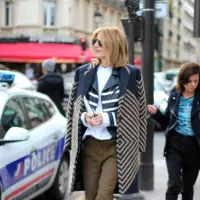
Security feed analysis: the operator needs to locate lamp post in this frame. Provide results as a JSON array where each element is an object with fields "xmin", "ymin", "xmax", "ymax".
[
  {"xmin": 94, "ymin": 6, "xmax": 102, "ymax": 29},
  {"xmin": 118, "ymin": 1, "xmax": 144, "ymax": 199},
  {"xmin": 194, "ymin": 0, "xmax": 200, "ymax": 37},
  {"xmin": 140, "ymin": 0, "xmax": 155, "ymax": 191}
]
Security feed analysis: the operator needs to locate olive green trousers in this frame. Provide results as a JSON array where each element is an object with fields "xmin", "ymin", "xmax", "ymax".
[{"xmin": 82, "ymin": 136, "xmax": 117, "ymax": 200}]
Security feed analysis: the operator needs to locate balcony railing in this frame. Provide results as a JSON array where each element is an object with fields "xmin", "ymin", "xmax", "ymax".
[
  {"xmin": 43, "ymin": 26, "xmax": 58, "ymax": 35},
  {"xmin": 100, "ymin": 0, "xmax": 124, "ymax": 10},
  {"xmin": 0, "ymin": 26, "xmax": 14, "ymax": 37}
]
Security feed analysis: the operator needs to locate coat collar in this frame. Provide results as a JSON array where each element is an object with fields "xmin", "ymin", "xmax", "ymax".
[
  {"xmin": 119, "ymin": 66, "xmax": 130, "ymax": 97},
  {"xmin": 81, "ymin": 64, "xmax": 130, "ymax": 97},
  {"xmin": 82, "ymin": 63, "xmax": 97, "ymax": 96},
  {"xmin": 192, "ymin": 92, "xmax": 200, "ymax": 117},
  {"xmin": 171, "ymin": 92, "xmax": 180, "ymax": 118},
  {"xmin": 101, "ymin": 68, "xmax": 120, "ymax": 92},
  {"xmin": 89, "ymin": 67, "xmax": 121, "ymax": 93},
  {"xmin": 172, "ymin": 92, "xmax": 200, "ymax": 118}
]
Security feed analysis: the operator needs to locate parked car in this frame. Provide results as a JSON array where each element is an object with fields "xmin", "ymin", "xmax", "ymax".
[
  {"xmin": 169, "ymin": 75, "xmax": 178, "ymax": 93},
  {"xmin": 0, "ymin": 72, "xmax": 68, "ymax": 200},
  {"xmin": 164, "ymin": 68, "xmax": 179, "ymax": 81},
  {"xmin": 154, "ymin": 78, "xmax": 169, "ymax": 113},
  {"xmin": 153, "ymin": 78, "xmax": 169, "ymax": 130}
]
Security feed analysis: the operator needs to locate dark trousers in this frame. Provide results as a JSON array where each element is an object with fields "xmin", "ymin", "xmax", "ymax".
[
  {"xmin": 165, "ymin": 133, "xmax": 200, "ymax": 200},
  {"xmin": 82, "ymin": 136, "xmax": 117, "ymax": 200}
]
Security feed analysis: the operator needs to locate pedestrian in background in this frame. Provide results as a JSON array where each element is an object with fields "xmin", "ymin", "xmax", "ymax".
[
  {"xmin": 0, "ymin": 64, "xmax": 10, "ymax": 70},
  {"xmin": 65, "ymin": 27, "xmax": 147, "ymax": 200},
  {"xmin": 37, "ymin": 59, "xmax": 65, "ymax": 116},
  {"xmin": 148, "ymin": 62, "xmax": 200, "ymax": 200}
]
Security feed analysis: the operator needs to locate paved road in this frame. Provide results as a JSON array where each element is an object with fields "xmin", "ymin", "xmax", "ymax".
[
  {"xmin": 66, "ymin": 131, "xmax": 200, "ymax": 200},
  {"xmin": 35, "ymin": 131, "xmax": 200, "ymax": 200}
]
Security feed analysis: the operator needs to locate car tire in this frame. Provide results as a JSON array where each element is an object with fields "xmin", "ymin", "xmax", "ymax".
[{"xmin": 46, "ymin": 156, "xmax": 69, "ymax": 200}]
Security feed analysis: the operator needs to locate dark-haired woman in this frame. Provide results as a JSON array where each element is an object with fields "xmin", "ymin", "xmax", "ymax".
[{"xmin": 148, "ymin": 62, "xmax": 200, "ymax": 200}]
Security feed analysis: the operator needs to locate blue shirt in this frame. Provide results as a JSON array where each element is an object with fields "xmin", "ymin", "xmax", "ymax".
[{"xmin": 175, "ymin": 95, "xmax": 194, "ymax": 136}]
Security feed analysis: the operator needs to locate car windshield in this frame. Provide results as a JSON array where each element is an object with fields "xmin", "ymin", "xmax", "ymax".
[{"xmin": 0, "ymin": 92, "xmax": 7, "ymax": 114}]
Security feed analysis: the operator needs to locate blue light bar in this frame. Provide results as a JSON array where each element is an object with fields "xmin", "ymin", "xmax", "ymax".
[{"xmin": 0, "ymin": 72, "xmax": 15, "ymax": 85}]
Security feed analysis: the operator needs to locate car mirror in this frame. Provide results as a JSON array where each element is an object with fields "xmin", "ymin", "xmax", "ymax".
[{"xmin": 4, "ymin": 127, "xmax": 29, "ymax": 141}]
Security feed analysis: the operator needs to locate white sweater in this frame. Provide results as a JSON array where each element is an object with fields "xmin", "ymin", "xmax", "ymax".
[{"xmin": 81, "ymin": 65, "xmax": 113, "ymax": 140}]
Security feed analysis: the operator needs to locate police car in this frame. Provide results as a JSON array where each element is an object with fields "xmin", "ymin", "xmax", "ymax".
[
  {"xmin": 0, "ymin": 72, "xmax": 69, "ymax": 200},
  {"xmin": 0, "ymin": 70, "xmax": 36, "ymax": 91}
]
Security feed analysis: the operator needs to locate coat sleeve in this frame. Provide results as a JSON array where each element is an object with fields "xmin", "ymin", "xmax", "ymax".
[
  {"xmin": 137, "ymin": 70, "xmax": 147, "ymax": 152},
  {"xmin": 64, "ymin": 69, "xmax": 79, "ymax": 151}
]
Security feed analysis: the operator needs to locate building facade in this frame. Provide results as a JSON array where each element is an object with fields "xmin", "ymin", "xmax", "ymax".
[
  {"xmin": 162, "ymin": 0, "xmax": 200, "ymax": 70},
  {"xmin": 1, "ymin": 0, "xmax": 199, "ymax": 71},
  {"xmin": 0, "ymin": 0, "xmax": 128, "ymax": 74},
  {"xmin": 0, "ymin": 0, "xmax": 126, "ymax": 41}
]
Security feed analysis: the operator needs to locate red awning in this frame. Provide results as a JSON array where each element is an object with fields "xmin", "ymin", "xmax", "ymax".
[{"xmin": 0, "ymin": 42, "xmax": 94, "ymax": 63}]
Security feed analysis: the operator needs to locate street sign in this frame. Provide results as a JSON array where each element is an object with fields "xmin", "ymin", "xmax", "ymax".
[{"xmin": 139, "ymin": 1, "xmax": 168, "ymax": 19}]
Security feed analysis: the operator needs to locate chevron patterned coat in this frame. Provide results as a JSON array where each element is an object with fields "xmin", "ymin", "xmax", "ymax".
[{"xmin": 65, "ymin": 63, "xmax": 147, "ymax": 195}]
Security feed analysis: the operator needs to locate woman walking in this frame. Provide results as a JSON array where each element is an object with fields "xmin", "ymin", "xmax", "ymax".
[
  {"xmin": 148, "ymin": 62, "xmax": 200, "ymax": 200},
  {"xmin": 65, "ymin": 27, "xmax": 147, "ymax": 200}
]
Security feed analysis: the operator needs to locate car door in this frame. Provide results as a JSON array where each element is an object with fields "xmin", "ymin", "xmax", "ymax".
[
  {"xmin": 0, "ymin": 98, "xmax": 33, "ymax": 200},
  {"xmin": 20, "ymin": 96, "xmax": 64, "ymax": 191}
]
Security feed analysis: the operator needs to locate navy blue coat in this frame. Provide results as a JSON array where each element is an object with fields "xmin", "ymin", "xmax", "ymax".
[{"xmin": 65, "ymin": 63, "xmax": 147, "ymax": 195}]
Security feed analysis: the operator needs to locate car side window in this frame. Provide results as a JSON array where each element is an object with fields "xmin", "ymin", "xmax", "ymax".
[
  {"xmin": 22, "ymin": 97, "xmax": 49, "ymax": 128},
  {"xmin": 42, "ymin": 99, "xmax": 55, "ymax": 118},
  {"xmin": 1, "ymin": 99, "xmax": 27, "ymax": 133},
  {"xmin": 37, "ymin": 98, "xmax": 52, "ymax": 120}
]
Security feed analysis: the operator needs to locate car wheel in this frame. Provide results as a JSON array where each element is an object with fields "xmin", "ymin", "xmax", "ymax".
[{"xmin": 46, "ymin": 156, "xmax": 69, "ymax": 200}]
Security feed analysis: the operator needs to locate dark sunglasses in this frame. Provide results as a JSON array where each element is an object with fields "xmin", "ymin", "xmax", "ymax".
[{"xmin": 92, "ymin": 39, "xmax": 102, "ymax": 47}]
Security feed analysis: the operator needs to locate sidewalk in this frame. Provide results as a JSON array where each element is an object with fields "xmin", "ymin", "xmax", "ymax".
[
  {"xmin": 141, "ymin": 159, "xmax": 200, "ymax": 200},
  {"xmin": 67, "ymin": 159, "xmax": 200, "ymax": 200}
]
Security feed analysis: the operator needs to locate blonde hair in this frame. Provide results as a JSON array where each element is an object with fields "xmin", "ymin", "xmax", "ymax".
[{"xmin": 90, "ymin": 27, "xmax": 128, "ymax": 68}]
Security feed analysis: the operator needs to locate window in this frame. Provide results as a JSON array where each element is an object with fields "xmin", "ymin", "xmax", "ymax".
[
  {"xmin": 168, "ymin": 30, "xmax": 173, "ymax": 37},
  {"xmin": 41, "ymin": 99, "xmax": 55, "ymax": 118},
  {"xmin": 2, "ymin": 0, "xmax": 13, "ymax": 26},
  {"xmin": 22, "ymin": 97, "xmax": 49, "ymax": 128},
  {"xmin": 177, "ymin": 34, "xmax": 181, "ymax": 41},
  {"xmin": 44, "ymin": 1, "xmax": 56, "ymax": 26},
  {"xmin": 1, "ymin": 99, "xmax": 27, "ymax": 134},
  {"xmin": 169, "ymin": 12, "xmax": 173, "ymax": 19},
  {"xmin": 178, "ymin": 0, "xmax": 182, "ymax": 7}
]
